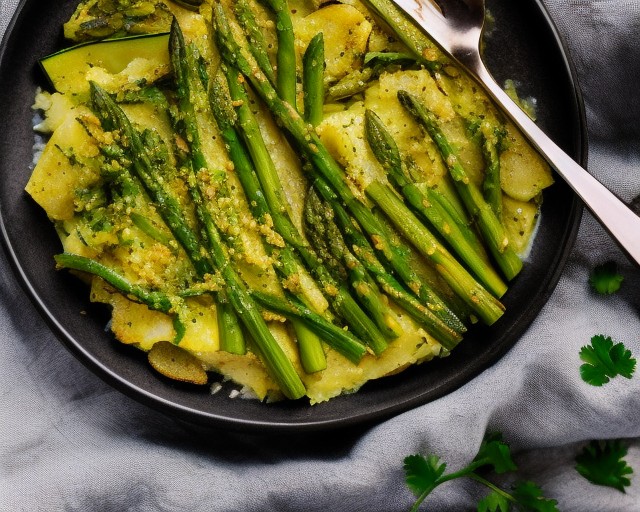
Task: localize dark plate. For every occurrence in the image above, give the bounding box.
[0,0,584,432]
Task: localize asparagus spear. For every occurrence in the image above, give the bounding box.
[426,182,486,259]
[303,37,448,348]
[169,19,245,355]
[302,33,325,127]
[130,212,173,246]
[221,63,389,356]
[324,52,418,102]
[212,5,477,331]
[262,0,297,109]
[299,29,400,339]
[362,0,443,72]
[397,91,523,281]
[55,253,187,342]
[364,109,507,298]
[208,71,372,365]
[90,82,306,400]
[311,177,465,349]
[326,68,376,102]
[216,298,246,356]
[208,75,273,226]
[172,20,324,368]
[102,131,212,278]
[251,291,368,364]
[477,121,505,217]
[222,65,304,250]
[363,52,417,68]
[299,30,401,344]
[233,0,277,86]
[365,180,505,325]
[304,186,403,339]
[208,71,327,372]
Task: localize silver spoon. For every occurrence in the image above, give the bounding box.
[389,0,640,265]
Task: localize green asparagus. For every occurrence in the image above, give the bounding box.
[233,0,277,86]
[398,90,523,281]
[90,82,306,399]
[311,177,465,349]
[55,253,187,341]
[212,5,500,327]
[221,63,389,355]
[262,0,297,108]
[302,33,325,127]
[304,187,403,340]
[364,109,507,298]
[169,19,246,355]
[365,180,505,325]
[208,70,327,372]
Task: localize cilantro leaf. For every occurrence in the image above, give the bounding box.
[575,440,633,492]
[589,261,624,295]
[579,335,636,386]
[477,491,510,512]
[404,454,447,497]
[403,433,555,511]
[511,481,559,511]
[474,432,518,474]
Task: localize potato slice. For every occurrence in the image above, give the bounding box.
[26,106,101,221]
[295,4,372,82]
[148,341,209,385]
[500,123,554,202]
[502,195,540,255]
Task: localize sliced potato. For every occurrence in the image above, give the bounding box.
[500,123,554,202]
[26,106,101,221]
[304,303,443,404]
[317,101,386,195]
[365,70,453,185]
[148,341,209,385]
[502,195,540,255]
[294,4,372,82]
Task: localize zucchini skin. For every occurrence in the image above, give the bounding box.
[39,32,170,94]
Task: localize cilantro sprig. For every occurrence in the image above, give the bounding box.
[579,335,636,386]
[404,433,558,511]
[575,440,633,492]
[589,261,624,295]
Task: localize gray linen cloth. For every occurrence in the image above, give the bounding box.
[1,1,639,510]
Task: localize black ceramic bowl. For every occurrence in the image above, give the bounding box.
[0,0,585,432]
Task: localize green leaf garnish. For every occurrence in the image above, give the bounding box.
[575,440,633,492]
[511,481,560,511]
[404,454,447,497]
[589,261,624,295]
[474,432,518,474]
[579,334,636,386]
[403,432,555,511]
[477,491,510,512]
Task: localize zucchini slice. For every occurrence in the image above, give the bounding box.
[39,32,170,95]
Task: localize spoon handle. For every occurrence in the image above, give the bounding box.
[466,55,640,265]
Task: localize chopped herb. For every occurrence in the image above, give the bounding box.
[589,261,624,295]
[575,440,633,492]
[579,334,636,386]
